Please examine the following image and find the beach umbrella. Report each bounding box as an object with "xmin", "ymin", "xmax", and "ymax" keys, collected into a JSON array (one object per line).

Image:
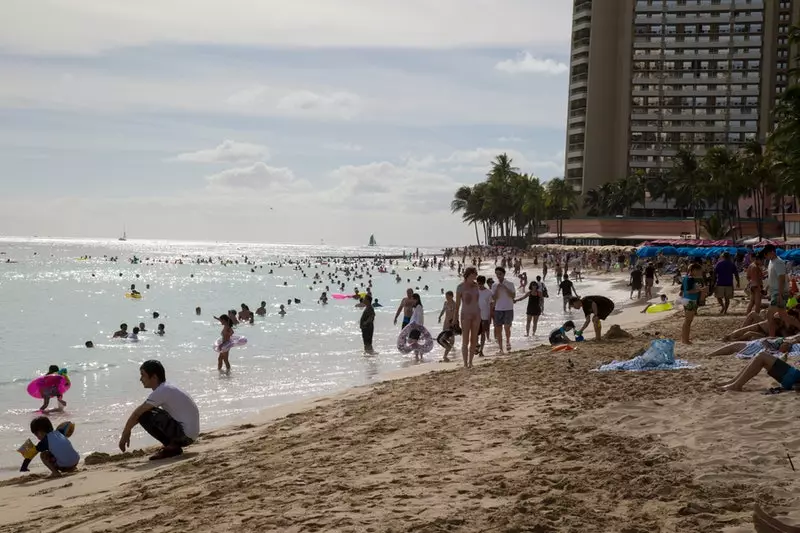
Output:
[{"xmin": 660, "ymin": 246, "xmax": 679, "ymax": 256}]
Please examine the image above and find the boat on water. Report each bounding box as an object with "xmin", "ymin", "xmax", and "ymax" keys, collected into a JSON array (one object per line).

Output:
[
  {"xmin": 118, "ymin": 226, "xmax": 127, "ymax": 241},
  {"xmin": 368, "ymin": 234, "xmax": 377, "ymax": 246}
]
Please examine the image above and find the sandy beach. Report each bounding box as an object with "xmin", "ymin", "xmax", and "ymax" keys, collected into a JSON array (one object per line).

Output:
[{"xmin": 2, "ymin": 274, "xmax": 799, "ymax": 532}]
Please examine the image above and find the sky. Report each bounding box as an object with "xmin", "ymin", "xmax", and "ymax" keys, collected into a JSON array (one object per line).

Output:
[{"xmin": 0, "ymin": 1, "xmax": 572, "ymax": 247}]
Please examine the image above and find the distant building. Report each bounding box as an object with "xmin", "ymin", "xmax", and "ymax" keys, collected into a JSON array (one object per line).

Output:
[{"xmin": 565, "ymin": 0, "xmax": 798, "ymax": 199}]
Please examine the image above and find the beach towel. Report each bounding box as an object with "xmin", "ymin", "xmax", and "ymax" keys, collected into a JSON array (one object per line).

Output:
[
  {"xmin": 596, "ymin": 339, "xmax": 698, "ymax": 372},
  {"xmin": 736, "ymin": 339, "xmax": 800, "ymax": 359}
]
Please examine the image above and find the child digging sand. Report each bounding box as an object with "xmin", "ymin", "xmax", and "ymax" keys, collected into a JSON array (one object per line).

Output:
[{"xmin": 28, "ymin": 416, "xmax": 79, "ymax": 477}]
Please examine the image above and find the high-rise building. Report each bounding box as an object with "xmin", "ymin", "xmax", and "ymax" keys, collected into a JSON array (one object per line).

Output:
[{"xmin": 565, "ymin": 0, "xmax": 799, "ymax": 196}]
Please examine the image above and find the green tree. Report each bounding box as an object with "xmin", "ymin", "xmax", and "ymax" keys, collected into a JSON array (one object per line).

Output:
[
  {"xmin": 669, "ymin": 147, "xmax": 707, "ymax": 238},
  {"xmin": 450, "ymin": 186, "xmax": 482, "ymax": 246},
  {"xmin": 545, "ymin": 178, "xmax": 579, "ymax": 243}
]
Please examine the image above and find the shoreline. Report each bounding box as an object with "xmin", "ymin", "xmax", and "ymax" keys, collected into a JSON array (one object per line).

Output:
[{"xmin": 0, "ymin": 270, "xmax": 682, "ymax": 529}]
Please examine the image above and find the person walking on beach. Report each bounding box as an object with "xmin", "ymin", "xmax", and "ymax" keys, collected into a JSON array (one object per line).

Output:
[
  {"xmin": 764, "ymin": 244, "xmax": 800, "ymax": 337},
  {"xmin": 492, "ymin": 267, "xmax": 516, "ymax": 354},
  {"xmin": 477, "ymin": 275, "xmax": 493, "ymax": 356},
  {"xmin": 119, "ymin": 360, "xmax": 199, "ymax": 461},
  {"xmin": 359, "ymin": 294, "xmax": 376, "ymax": 355},
  {"xmin": 514, "ymin": 281, "xmax": 542, "ymax": 337},
  {"xmin": 569, "ymin": 295, "xmax": 615, "ymax": 341},
  {"xmin": 746, "ymin": 253, "xmax": 764, "ymax": 315},
  {"xmin": 393, "ymin": 288, "xmax": 414, "ymax": 329},
  {"xmin": 714, "ymin": 252, "xmax": 739, "ymax": 315},
  {"xmin": 455, "ymin": 267, "xmax": 481, "ymax": 368},
  {"xmin": 680, "ymin": 263, "xmax": 705, "ymax": 345},
  {"xmin": 437, "ymin": 291, "xmax": 457, "ymax": 362},
  {"xmin": 630, "ymin": 266, "xmax": 644, "ymax": 299},
  {"xmin": 644, "ymin": 262, "xmax": 658, "ymax": 299},
  {"xmin": 558, "ymin": 273, "xmax": 579, "ymax": 313}
]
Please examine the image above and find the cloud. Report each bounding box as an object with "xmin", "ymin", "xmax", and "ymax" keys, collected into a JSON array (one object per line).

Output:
[
  {"xmin": 0, "ymin": 1, "xmax": 572, "ymax": 55},
  {"xmin": 497, "ymin": 136, "xmax": 525, "ymax": 143},
  {"xmin": 495, "ymin": 52, "xmax": 568, "ymax": 75},
  {"xmin": 324, "ymin": 142, "xmax": 363, "ymax": 152},
  {"xmin": 225, "ymin": 85, "xmax": 270, "ymax": 106},
  {"xmin": 404, "ymin": 147, "xmax": 564, "ymax": 178},
  {"xmin": 174, "ymin": 140, "xmax": 269, "ymax": 164},
  {"xmin": 277, "ymin": 90, "xmax": 362, "ymax": 119},
  {"xmin": 206, "ymin": 162, "xmax": 296, "ymax": 190},
  {"xmin": 327, "ymin": 161, "xmax": 460, "ymax": 212}
]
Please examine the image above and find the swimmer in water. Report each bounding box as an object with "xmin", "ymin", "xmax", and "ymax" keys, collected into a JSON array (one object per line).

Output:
[
  {"xmin": 113, "ymin": 323, "xmax": 128, "ymax": 338},
  {"xmin": 279, "ymin": 304, "xmax": 286, "ymax": 317},
  {"xmin": 156, "ymin": 324, "xmax": 165, "ymax": 336},
  {"xmin": 373, "ymin": 298, "xmax": 382, "ymax": 308},
  {"xmin": 195, "ymin": 307, "xmax": 202, "ymax": 315},
  {"xmin": 129, "ymin": 284, "xmax": 140, "ymax": 296},
  {"xmin": 138, "ymin": 322, "xmax": 146, "ymax": 332},
  {"xmin": 256, "ymin": 301, "xmax": 267, "ymax": 316},
  {"xmin": 85, "ymin": 341, "xmax": 94, "ymax": 348},
  {"xmin": 129, "ymin": 327, "xmax": 140, "ymax": 342},
  {"xmin": 152, "ymin": 312, "xmax": 159, "ymax": 319}
]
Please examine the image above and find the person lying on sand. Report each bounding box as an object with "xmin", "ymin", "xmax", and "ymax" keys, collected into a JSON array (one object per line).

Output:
[
  {"xmin": 721, "ymin": 351, "xmax": 800, "ymax": 392},
  {"xmin": 722, "ymin": 309, "xmax": 800, "ymax": 341},
  {"xmin": 119, "ymin": 360, "xmax": 200, "ymax": 461},
  {"xmin": 706, "ymin": 337, "xmax": 798, "ymax": 358}
]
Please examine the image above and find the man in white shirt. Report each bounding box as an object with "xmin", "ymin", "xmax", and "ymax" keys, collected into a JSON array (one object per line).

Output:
[
  {"xmin": 491, "ymin": 267, "xmax": 517, "ymax": 354},
  {"xmin": 764, "ymin": 244, "xmax": 800, "ymax": 337},
  {"xmin": 477, "ymin": 275, "xmax": 493, "ymax": 356},
  {"xmin": 119, "ymin": 360, "xmax": 200, "ymax": 461}
]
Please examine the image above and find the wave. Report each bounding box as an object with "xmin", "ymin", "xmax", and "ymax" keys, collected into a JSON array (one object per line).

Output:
[{"xmin": 0, "ymin": 363, "xmax": 118, "ymax": 388}]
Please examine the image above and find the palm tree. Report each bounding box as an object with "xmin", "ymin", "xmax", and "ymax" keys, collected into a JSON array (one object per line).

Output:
[
  {"xmin": 545, "ymin": 178, "xmax": 579, "ymax": 243},
  {"xmin": 702, "ymin": 146, "xmax": 740, "ymax": 237},
  {"xmin": 583, "ymin": 187, "xmax": 604, "ymax": 216},
  {"xmin": 739, "ymin": 140, "xmax": 776, "ymax": 240},
  {"xmin": 669, "ymin": 147, "xmax": 706, "ymax": 238},
  {"xmin": 451, "ymin": 186, "xmax": 481, "ymax": 245},
  {"xmin": 701, "ymin": 213, "xmax": 733, "ymax": 240}
]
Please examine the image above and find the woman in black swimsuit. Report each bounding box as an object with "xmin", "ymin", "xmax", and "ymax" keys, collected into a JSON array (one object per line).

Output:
[{"xmin": 514, "ymin": 281, "xmax": 542, "ymax": 337}]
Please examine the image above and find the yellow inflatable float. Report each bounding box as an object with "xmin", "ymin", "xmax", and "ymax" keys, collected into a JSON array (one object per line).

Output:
[
  {"xmin": 125, "ymin": 292, "xmax": 142, "ymax": 299},
  {"xmin": 645, "ymin": 302, "xmax": 673, "ymax": 314}
]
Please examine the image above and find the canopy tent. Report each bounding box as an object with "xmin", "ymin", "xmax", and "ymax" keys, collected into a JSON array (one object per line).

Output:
[
  {"xmin": 639, "ymin": 239, "xmax": 735, "ymax": 247},
  {"xmin": 741, "ymin": 237, "xmax": 785, "ymax": 247}
]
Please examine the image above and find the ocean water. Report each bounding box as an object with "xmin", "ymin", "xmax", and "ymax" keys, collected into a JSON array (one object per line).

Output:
[{"xmin": 0, "ymin": 237, "xmax": 630, "ymax": 475}]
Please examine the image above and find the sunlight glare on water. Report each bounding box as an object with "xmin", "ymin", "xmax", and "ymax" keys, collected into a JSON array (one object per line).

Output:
[{"xmin": 0, "ymin": 237, "xmax": 630, "ymax": 475}]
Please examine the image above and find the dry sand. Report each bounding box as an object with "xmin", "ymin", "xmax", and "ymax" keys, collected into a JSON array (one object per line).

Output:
[{"xmin": 2, "ymin": 282, "xmax": 799, "ymax": 532}]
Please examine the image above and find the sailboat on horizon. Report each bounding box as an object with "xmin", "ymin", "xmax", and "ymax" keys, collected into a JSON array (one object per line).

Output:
[
  {"xmin": 368, "ymin": 234, "xmax": 377, "ymax": 247},
  {"xmin": 118, "ymin": 226, "xmax": 127, "ymax": 241}
]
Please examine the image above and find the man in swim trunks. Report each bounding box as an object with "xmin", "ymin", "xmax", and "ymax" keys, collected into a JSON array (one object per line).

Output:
[
  {"xmin": 393, "ymin": 288, "xmax": 415, "ymax": 329},
  {"xmin": 569, "ymin": 295, "xmax": 615, "ymax": 341},
  {"xmin": 644, "ymin": 262, "xmax": 658, "ymax": 299},
  {"xmin": 721, "ymin": 350, "xmax": 800, "ymax": 391},
  {"xmin": 630, "ymin": 266, "xmax": 644, "ymax": 299}
]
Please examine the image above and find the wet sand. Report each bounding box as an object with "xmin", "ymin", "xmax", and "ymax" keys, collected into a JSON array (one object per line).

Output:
[{"xmin": 2, "ymin": 281, "xmax": 799, "ymax": 532}]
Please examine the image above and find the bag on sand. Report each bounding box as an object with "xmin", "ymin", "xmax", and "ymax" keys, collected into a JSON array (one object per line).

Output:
[{"xmin": 639, "ymin": 339, "xmax": 675, "ymax": 367}]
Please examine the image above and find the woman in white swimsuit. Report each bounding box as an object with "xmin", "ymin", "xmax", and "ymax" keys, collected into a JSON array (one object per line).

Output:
[{"xmin": 455, "ymin": 267, "xmax": 481, "ymax": 368}]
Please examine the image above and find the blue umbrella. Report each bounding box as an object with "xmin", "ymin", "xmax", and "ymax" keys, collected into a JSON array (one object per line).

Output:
[{"xmin": 660, "ymin": 246, "xmax": 679, "ymax": 256}]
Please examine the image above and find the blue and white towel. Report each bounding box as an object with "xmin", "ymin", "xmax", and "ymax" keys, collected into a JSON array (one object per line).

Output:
[
  {"xmin": 736, "ymin": 339, "xmax": 800, "ymax": 359},
  {"xmin": 596, "ymin": 358, "xmax": 697, "ymax": 372},
  {"xmin": 596, "ymin": 338, "xmax": 699, "ymax": 372}
]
